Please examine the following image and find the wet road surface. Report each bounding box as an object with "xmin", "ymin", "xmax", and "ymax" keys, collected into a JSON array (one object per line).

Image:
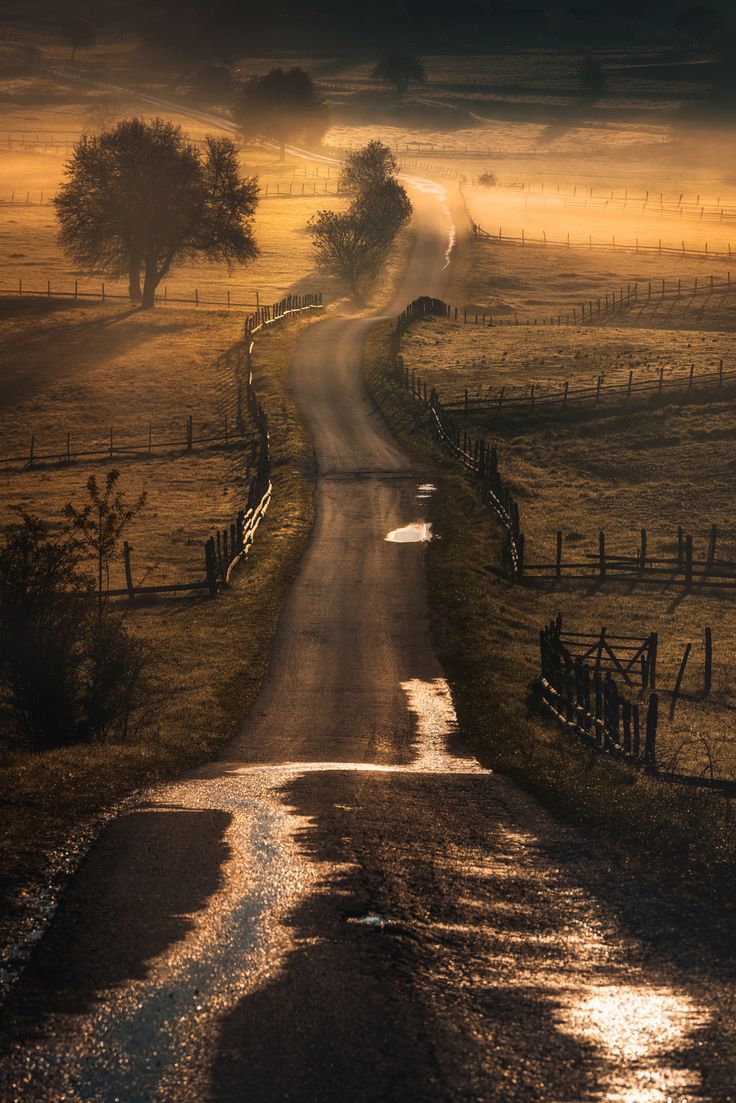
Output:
[{"xmin": 2, "ymin": 182, "xmax": 736, "ymax": 1102}]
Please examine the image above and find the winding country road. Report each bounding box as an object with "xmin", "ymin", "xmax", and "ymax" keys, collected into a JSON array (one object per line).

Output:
[{"xmin": 2, "ymin": 179, "xmax": 736, "ymax": 1103}]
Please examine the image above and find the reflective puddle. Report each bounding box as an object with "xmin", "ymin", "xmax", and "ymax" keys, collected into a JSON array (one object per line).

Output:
[
  {"xmin": 385, "ymin": 522, "xmax": 432, "ymax": 543},
  {"xmin": 416, "ymin": 483, "xmax": 437, "ymax": 501}
]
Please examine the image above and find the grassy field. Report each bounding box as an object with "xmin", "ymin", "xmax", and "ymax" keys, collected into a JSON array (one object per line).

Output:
[
  {"xmin": 0, "ymin": 311, "xmax": 318, "ymax": 961},
  {"xmin": 393, "ymin": 225, "xmax": 736, "ymax": 783},
  {"xmin": 365, "ymin": 324, "xmax": 736, "ymax": 918}
]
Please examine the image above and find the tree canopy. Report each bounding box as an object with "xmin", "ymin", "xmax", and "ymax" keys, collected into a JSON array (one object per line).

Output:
[
  {"xmin": 234, "ymin": 67, "xmax": 328, "ymax": 160},
  {"xmin": 310, "ymin": 141, "xmax": 411, "ymax": 304},
  {"xmin": 372, "ymin": 53, "xmax": 427, "ymax": 96},
  {"xmin": 54, "ymin": 117, "xmax": 258, "ymax": 307}
]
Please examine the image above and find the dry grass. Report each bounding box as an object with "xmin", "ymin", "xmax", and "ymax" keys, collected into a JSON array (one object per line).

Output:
[
  {"xmin": 0, "ymin": 313, "xmax": 317, "ymax": 947},
  {"xmin": 396, "ymin": 231, "xmax": 736, "ymax": 781},
  {"xmin": 365, "ymin": 324, "xmax": 736, "ymax": 918}
]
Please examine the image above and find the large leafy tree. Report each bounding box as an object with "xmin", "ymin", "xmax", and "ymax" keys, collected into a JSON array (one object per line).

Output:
[
  {"xmin": 55, "ymin": 118, "xmax": 259, "ymax": 307},
  {"xmin": 310, "ymin": 142, "xmax": 411, "ymax": 304},
  {"xmin": 372, "ymin": 53, "xmax": 427, "ymax": 96},
  {"xmin": 234, "ymin": 67, "xmax": 328, "ymax": 160}
]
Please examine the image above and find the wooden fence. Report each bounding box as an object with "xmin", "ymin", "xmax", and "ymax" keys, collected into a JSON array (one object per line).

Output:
[
  {"xmin": 442, "ymin": 358, "xmax": 736, "ymax": 420},
  {"xmin": 104, "ymin": 293, "xmax": 323, "ymax": 601},
  {"xmin": 389, "ymin": 298, "xmax": 736, "ymax": 595},
  {"xmin": 473, "ymin": 181, "xmax": 736, "ymax": 224},
  {"xmin": 391, "ymin": 297, "xmax": 524, "ymax": 577},
  {"xmin": 0, "ymin": 277, "xmax": 262, "ymax": 310},
  {"xmin": 473, "ymin": 222, "xmax": 736, "ymax": 263},
  {"xmin": 2, "ymin": 416, "xmax": 243, "ymax": 470},
  {"xmin": 539, "ymin": 618, "xmax": 735, "ymax": 795},
  {"xmin": 524, "ymin": 525, "xmax": 736, "ymax": 591}
]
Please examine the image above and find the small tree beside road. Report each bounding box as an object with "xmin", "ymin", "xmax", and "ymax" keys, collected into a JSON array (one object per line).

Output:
[
  {"xmin": 55, "ymin": 118, "xmax": 259, "ymax": 307},
  {"xmin": 310, "ymin": 141, "xmax": 411, "ymax": 304},
  {"xmin": 234, "ymin": 68, "xmax": 328, "ymax": 160},
  {"xmin": 372, "ymin": 53, "xmax": 427, "ymax": 97},
  {"xmin": 64, "ymin": 470, "xmax": 146, "ymax": 617}
]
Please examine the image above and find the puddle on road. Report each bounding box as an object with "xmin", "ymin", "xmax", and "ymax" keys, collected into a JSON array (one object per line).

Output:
[
  {"xmin": 562, "ymin": 983, "xmax": 710, "ymax": 1103},
  {"xmin": 385, "ymin": 522, "xmax": 432, "ymax": 543},
  {"xmin": 401, "ymin": 678, "xmax": 482, "ymax": 773},
  {"xmin": 347, "ymin": 914, "xmax": 389, "ymax": 929}
]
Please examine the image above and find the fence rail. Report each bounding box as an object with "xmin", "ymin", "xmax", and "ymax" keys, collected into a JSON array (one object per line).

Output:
[
  {"xmin": 0, "ymin": 277, "xmax": 263, "ymax": 310},
  {"xmin": 473, "ymin": 222, "xmax": 736, "ymax": 262},
  {"xmin": 539, "ymin": 618, "xmax": 736, "ymax": 795},
  {"xmin": 442, "ymin": 359, "xmax": 736, "ymax": 419},
  {"xmin": 106, "ymin": 292, "xmax": 323, "ymax": 601}
]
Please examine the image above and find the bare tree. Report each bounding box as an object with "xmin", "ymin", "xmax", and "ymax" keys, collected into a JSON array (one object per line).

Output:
[
  {"xmin": 234, "ymin": 68, "xmax": 328, "ymax": 160},
  {"xmin": 311, "ymin": 142, "xmax": 411, "ymax": 303},
  {"xmin": 64, "ymin": 470, "xmax": 146, "ymax": 617},
  {"xmin": 372, "ymin": 53, "xmax": 427, "ymax": 97},
  {"xmin": 55, "ymin": 118, "xmax": 259, "ymax": 306}
]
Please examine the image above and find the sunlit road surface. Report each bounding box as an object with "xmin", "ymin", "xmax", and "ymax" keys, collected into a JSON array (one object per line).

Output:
[{"xmin": 2, "ymin": 182, "xmax": 735, "ymax": 1103}]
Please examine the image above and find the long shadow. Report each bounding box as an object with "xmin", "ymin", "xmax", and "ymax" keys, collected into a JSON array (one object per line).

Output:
[
  {"xmin": 206, "ymin": 770, "xmax": 605, "ymax": 1102},
  {"xmin": 2, "ymin": 806, "xmax": 231, "ymax": 1041}
]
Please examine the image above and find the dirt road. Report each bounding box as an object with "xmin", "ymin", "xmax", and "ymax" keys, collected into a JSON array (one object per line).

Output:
[{"xmin": 2, "ymin": 180, "xmax": 735, "ymax": 1103}]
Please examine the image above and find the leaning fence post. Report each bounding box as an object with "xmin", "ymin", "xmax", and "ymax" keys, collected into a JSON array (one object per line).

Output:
[
  {"xmin": 669, "ymin": 643, "xmax": 691, "ymax": 720},
  {"xmin": 123, "ymin": 541, "xmax": 135, "ymax": 602},
  {"xmin": 645, "ymin": 693, "xmax": 658, "ymax": 767}
]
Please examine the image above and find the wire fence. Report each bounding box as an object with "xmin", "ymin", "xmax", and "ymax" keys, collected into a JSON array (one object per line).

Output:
[{"xmin": 473, "ymin": 222, "xmax": 736, "ymax": 262}]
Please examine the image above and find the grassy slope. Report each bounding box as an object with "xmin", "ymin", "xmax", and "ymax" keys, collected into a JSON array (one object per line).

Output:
[
  {"xmin": 0, "ymin": 315, "xmax": 316, "ymax": 947},
  {"xmin": 364, "ymin": 323, "xmax": 736, "ymax": 926}
]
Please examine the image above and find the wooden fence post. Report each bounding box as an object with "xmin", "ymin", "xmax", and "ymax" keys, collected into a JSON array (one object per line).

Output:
[
  {"xmin": 205, "ymin": 538, "xmax": 217, "ymax": 597},
  {"xmin": 685, "ymin": 534, "xmax": 693, "ymax": 587},
  {"xmin": 556, "ymin": 530, "xmax": 563, "ymax": 578},
  {"xmin": 123, "ymin": 541, "xmax": 135, "ymax": 602},
  {"xmin": 704, "ymin": 626, "xmax": 712, "ymax": 698},
  {"xmin": 598, "ymin": 531, "xmax": 606, "ymax": 578},
  {"xmin": 669, "ymin": 643, "xmax": 692, "ymax": 719},
  {"xmin": 644, "ymin": 693, "xmax": 658, "ymax": 766}
]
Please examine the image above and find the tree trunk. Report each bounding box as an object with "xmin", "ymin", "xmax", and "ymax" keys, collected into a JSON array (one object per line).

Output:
[
  {"xmin": 128, "ymin": 257, "xmax": 142, "ymax": 304},
  {"xmin": 349, "ymin": 276, "xmax": 365, "ymax": 306},
  {"xmin": 141, "ymin": 265, "xmax": 158, "ymax": 309}
]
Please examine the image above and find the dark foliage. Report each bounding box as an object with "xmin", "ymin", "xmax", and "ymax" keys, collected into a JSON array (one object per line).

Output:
[
  {"xmin": 0, "ymin": 515, "xmax": 150, "ymax": 750},
  {"xmin": 234, "ymin": 68, "xmax": 328, "ymax": 161},
  {"xmin": 372, "ymin": 53, "xmax": 427, "ymax": 96},
  {"xmin": 310, "ymin": 142, "xmax": 411, "ymax": 303},
  {"xmin": 55, "ymin": 118, "xmax": 258, "ymax": 307}
]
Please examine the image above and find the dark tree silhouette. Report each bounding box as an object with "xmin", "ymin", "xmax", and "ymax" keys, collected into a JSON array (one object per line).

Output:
[
  {"xmin": 340, "ymin": 140, "xmax": 399, "ymax": 194},
  {"xmin": 372, "ymin": 53, "xmax": 427, "ymax": 96},
  {"xmin": 55, "ymin": 118, "xmax": 258, "ymax": 307},
  {"xmin": 311, "ymin": 142, "xmax": 411, "ymax": 303},
  {"xmin": 62, "ymin": 18, "xmax": 96, "ymax": 60},
  {"xmin": 234, "ymin": 68, "xmax": 328, "ymax": 160}
]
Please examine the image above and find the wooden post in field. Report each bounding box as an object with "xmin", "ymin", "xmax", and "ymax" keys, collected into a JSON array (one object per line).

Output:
[
  {"xmin": 644, "ymin": 693, "xmax": 658, "ymax": 766},
  {"xmin": 704, "ymin": 626, "xmax": 713, "ymax": 698},
  {"xmin": 123, "ymin": 541, "xmax": 135, "ymax": 602},
  {"xmin": 66, "ymin": 432, "xmax": 71, "ymax": 463},
  {"xmin": 186, "ymin": 415, "xmax": 193, "ymax": 451},
  {"xmin": 556, "ymin": 530, "xmax": 563, "ymax": 578},
  {"xmin": 677, "ymin": 525, "xmax": 684, "ymax": 569},
  {"xmin": 669, "ymin": 643, "xmax": 692, "ymax": 720},
  {"xmin": 109, "ymin": 427, "xmax": 113, "ymax": 458},
  {"xmin": 205, "ymin": 538, "xmax": 217, "ymax": 597},
  {"xmin": 639, "ymin": 528, "xmax": 647, "ymax": 570},
  {"xmin": 599, "ymin": 530, "xmax": 606, "ymax": 578}
]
